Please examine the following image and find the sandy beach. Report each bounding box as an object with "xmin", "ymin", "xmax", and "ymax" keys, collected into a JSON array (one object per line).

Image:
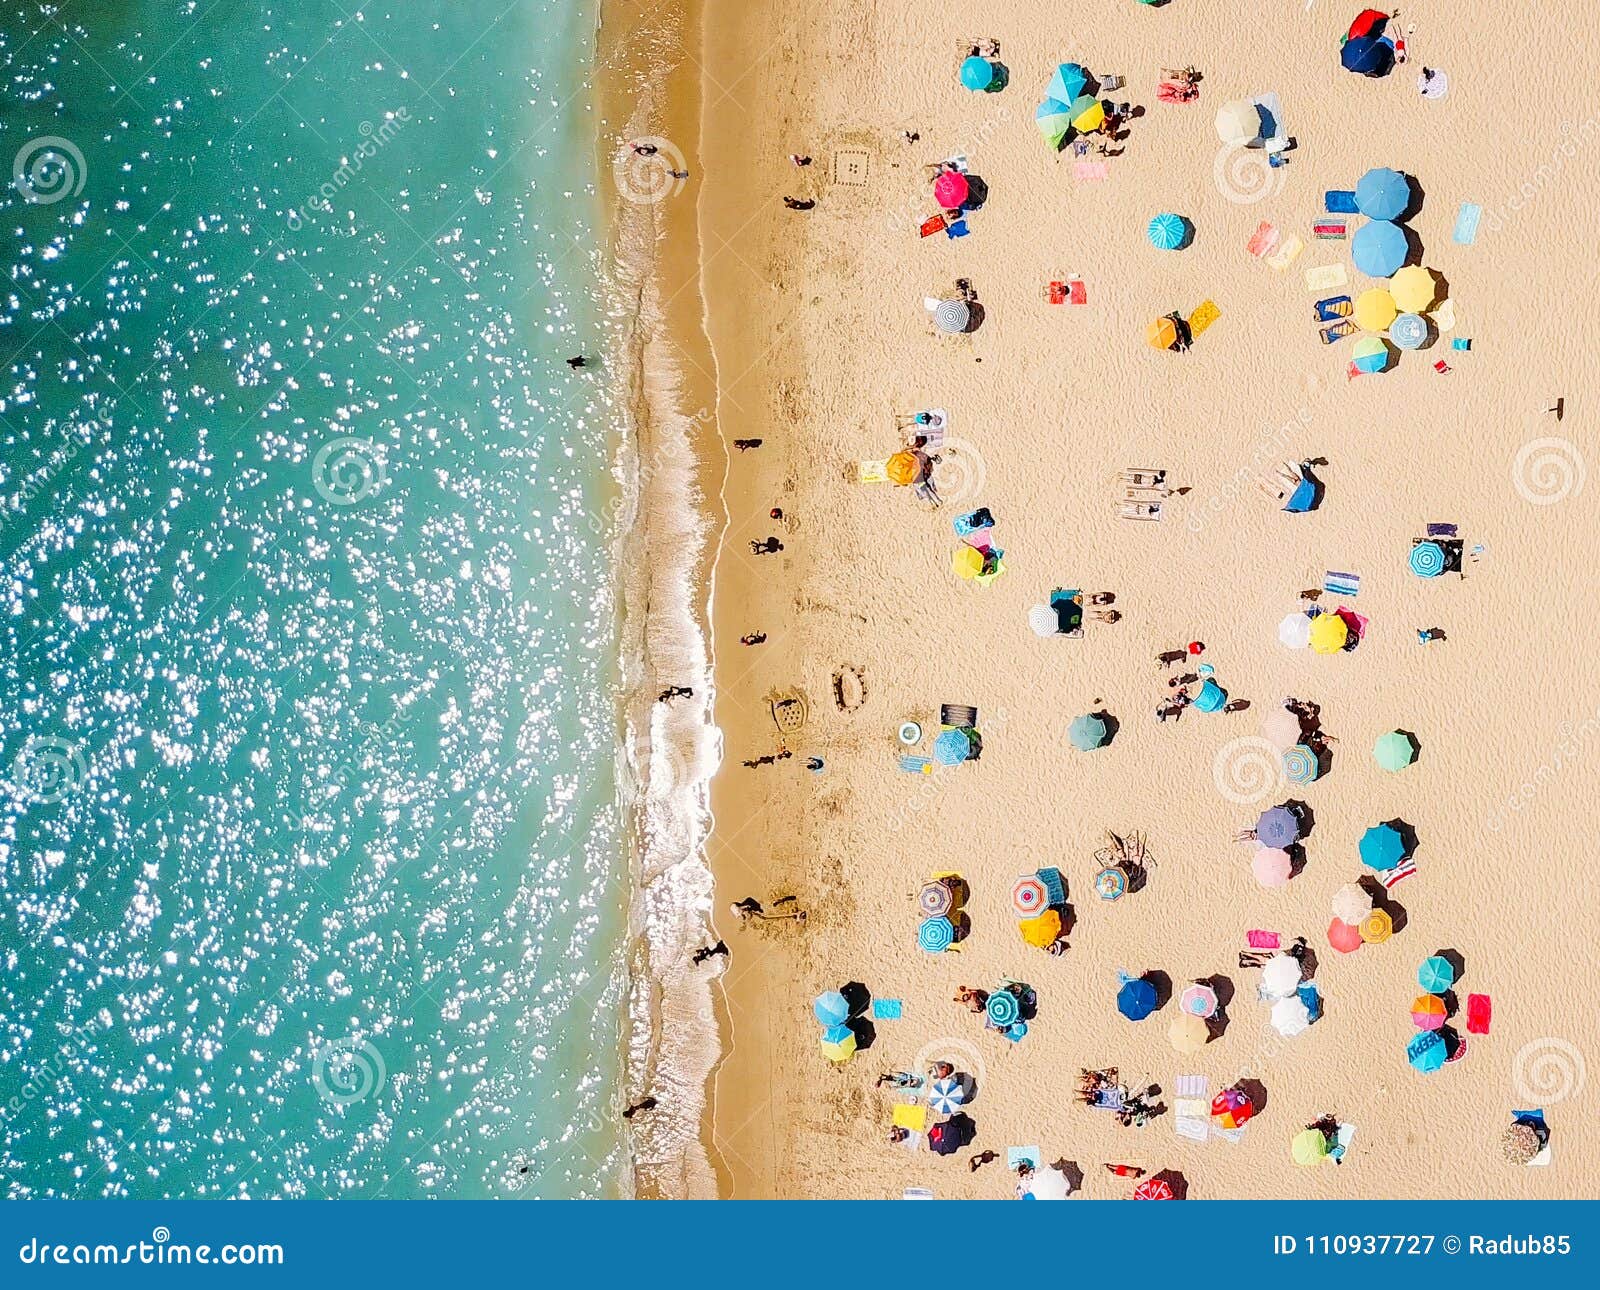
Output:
[{"xmin": 615, "ymin": 0, "xmax": 1600, "ymax": 1198}]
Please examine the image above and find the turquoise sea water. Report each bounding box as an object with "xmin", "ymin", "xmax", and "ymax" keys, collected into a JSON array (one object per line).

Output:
[{"xmin": 0, "ymin": 1, "xmax": 628, "ymax": 1197}]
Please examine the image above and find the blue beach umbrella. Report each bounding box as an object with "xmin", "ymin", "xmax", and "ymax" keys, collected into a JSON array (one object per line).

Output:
[
  {"xmin": 813, "ymin": 990, "xmax": 849, "ymax": 1026},
  {"xmin": 1282, "ymin": 744, "xmax": 1319, "ymax": 784},
  {"xmin": 1342, "ymin": 35, "xmax": 1394, "ymax": 77},
  {"xmin": 1410, "ymin": 541, "xmax": 1446, "ymax": 578},
  {"xmin": 1390, "ymin": 313, "xmax": 1428, "ymax": 350},
  {"xmin": 1117, "ymin": 977, "xmax": 1158, "ymax": 1021},
  {"xmin": 1069, "ymin": 713, "xmax": 1108, "ymax": 751},
  {"xmin": 1148, "ymin": 213, "xmax": 1187, "ymax": 250},
  {"xmin": 1036, "ymin": 98, "xmax": 1074, "ymax": 147},
  {"xmin": 1359, "ymin": 823, "xmax": 1406, "ymax": 871},
  {"xmin": 1355, "ymin": 167, "xmax": 1410, "ymax": 220},
  {"xmin": 1408, "ymin": 1028, "xmax": 1447, "ymax": 1073},
  {"xmin": 1194, "ymin": 679, "xmax": 1227, "ymax": 713},
  {"xmin": 933, "ymin": 727, "xmax": 971, "ymax": 766},
  {"xmin": 1048, "ymin": 62, "xmax": 1089, "ymax": 104},
  {"xmin": 986, "ymin": 989, "xmax": 1021, "ymax": 1028},
  {"xmin": 918, "ymin": 915, "xmax": 955, "ymax": 953},
  {"xmin": 1352, "ymin": 335, "xmax": 1390, "ymax": 374},
  {"xmin": 1419, "ymin": 956, "xmax": 1456, "ymax": 993},
  {"xmin": 928, "ymin": 1076, "xmax": 966, "ymax": 1114},
  {"xmin": 1352, "ymin": 219, "xmax": 1408, "ymax": 277},
  {"xmin": 960, "ymin": 56, "xmax": 994, "ymax": 91},
  {"xmin": 1257, "ymin": 805, "xmax": 1300, "ymax": 848}
]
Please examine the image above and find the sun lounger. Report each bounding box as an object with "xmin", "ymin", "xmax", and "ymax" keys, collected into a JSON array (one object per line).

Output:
[
  {"xmin": 1314, "ymin": 295, "xmax": 1352, "ymax": 321},
  {"xmin": 940, "ymin": 704, "xmax": 978, "ymax": 729},
  {"xmin": 1304, "ymin": 264, "xmax": 1348, "ymax": 290},
  {"xmin": 1323, "ymin": 570, "xmax": 1360, "ymax": 597},
  {"xmin": 1452, "ymin": 202, "xmax": 1482, "ymax": 245},
  {"xmin": 1124, "ymin": 486, "xmax": 1168, "ymax": 502},
  {"xmin": 1324, "ymin": 189, "xmax": 1358, "ymax": 214},
  {"xmin": 1266, "ymin": 236, "xmax": 1303, "ymax": 270},
  {"xmin": 1121, "ymin": 468, "xmax": 1165, "ymax": 488},
  {"xmin": 1320, "ymin": 320, "xmax": 1357, "ymax": 343},
  {"xmin": 1188, "ymin": 300, "xmax": 1220, "ymax": 335},
  {"xmin": 1117, "ymin": 501, "xmax": 1162, "ymax": 521}
]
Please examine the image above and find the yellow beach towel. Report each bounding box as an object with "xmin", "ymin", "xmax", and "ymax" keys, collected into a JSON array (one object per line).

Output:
[
  {"xmin": 856, "ymin": 459, "xmax": 889, "ymax": 484},
  {"xmin": 893, "ymin": 1103, "xmax": 928, "ymax": 1132},
  {"xmin": 1304, "ymin": 264, "xmax": 1348, "ymax": 291},
  {"xmin": 1188, "ymin": 300, "xmax": 1221, "ymax": 337},
  {"xmin": 1266, "ymin": 235, "xmax": 1303, "ymax": 271}
]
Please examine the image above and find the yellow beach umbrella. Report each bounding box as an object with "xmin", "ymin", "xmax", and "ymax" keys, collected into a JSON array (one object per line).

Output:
[
  {"xmin": 1308, "ymin": 613, "xmax": 1348, "ymax": 655},
  {"xmin": 821, "ymin": 1028, "xmax": 857, "ymax": 1062},
  {"xmin": 1070, "ymin": 94, "xmax": 1105, "ymax": 133},
  {"xmin": 1359, "ymin": 908, "xmax": 1393, "ymax": 943},
  {"xmin": 886, "ymin": 451, "xmax": 920, "ymax": 486},
  {"xmin": 1391, "ymin": 264, "xmax": 1436, "ymax": 313},
  {"xmin": 1292, "ymin": 1128, "xmax": 1330, "ymax": 1166},
  {"xmin": 1019, "ymin": 908, "xmax": 1062, "ymax": 949},
  {"xmin": 1354, "ymin": 287, "xmax": 1397, "ymax": 332},
  {"xmin": 951, "ymin": 545, "xmax": 985, "ymax": 580},
  {"xmin": 1147, "ymin": 316, "xmax": 1178, "ymax": 350},
  {"xmin": 1169, "ymin": 1011, "xmax": 1209, "ymax": 1054}
]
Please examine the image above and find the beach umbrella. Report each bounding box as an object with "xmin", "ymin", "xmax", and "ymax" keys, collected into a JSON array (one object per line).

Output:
[
  {"xmin": 1352, "ymin": 219, "xmax": 1407, "ymax": 277},
  {"xmin": 1328, "ymin": 918, "xmax": 1363, "ymax": 954},
  {"xmin": 1390, "ymin": 313, "xmax": 1428, "ymax": 350},
  {"xmin": 1035, "ymin": 867, "xmax": 1066, "ymax": 905},
  {"xmin": 1411, "ymin": 993, "xmax": 1448, "ymax": 1030},
  {"xmin": 1272, "ymin": 995, "xmax": 1311, "ymax": 1038},
  {"xmin": 1409, "ymin": 540, "xmax": 1446, "ymax": 578},
  {"xmin": 932, "ymin": 170, "xmax": 969, "ymax": 209},
  {"xmin": 932, "ymin": 299, "xmax": 970, "ymax": 333},
  {"xmin": 1019, "ymin": 909, "xmax": 1062, "ymax": 949},
  {"xmin": 1028, "ymin": 604, "xmax": 1058, "ymax": 637},
  {"xmin": 1133, "ymin": 1177, "xmax": 1175, "ymax": 1200},
  {"xmin": 1253, "ymin": 847, "xmax": 1293, "ymax": 888},
  {"xmin": 985, "ymin": 989, "xmax": 1021, "ymax": 1028},
  {"xmin": 1012, "ymin": 875, "xmax": 1049, "ymax": 918},
  {"xmin": 1391, "ymin": 264, "xmax": 1436, "ymax": 312},
  {"xmin": 1261, "ymin": 953, "xmax": 1302, "ymax": 999},
  {"xmin": 1277, "ymin": 612, "xmax": 1312, "ymax": 650},
  {"xmin": 928, "ymin": 1076, "xmax": 966, "ymax": 1115},
  {"xmin": 951, "ymin": 545, "xmax": 985, "ymax": 582},
  {"xmin": 1025, "ymin": 1164, "xmax": 1074, "ymax": 1199},
  {"xmin": 1068, "ymin": 94, "xmax": 1104, "ymax": 133},
  {"xmin": 1094, "ymin": 866, "xmax": 1127, "ymax": 901},
  {"xmin": 820, "ymin": 1023, "xmax": 857, "ymax": 1062},
  {"xmin": 1048, "ymin": 63, "xmax": 1090, "ymax": 103},
  {"xmin": 1419, "ymin": 955, "xmax": 1456, "ymax": 993},
  {"xmin": 960, "ymin": 56, "xmax": 994, "ymax": 92},
  {"xmin": 1419, "ymin": 68, "xmax": 1449, "ymax": 99},
  {"xmin": 813, "ymin": 990, "xmax": 850, "ymax": 1026},
  {"xmin": 1282, "ymin": 744, "xmax": 1319, "ymax": 785},
  {"xmin": 1169, "ymin": 1011, "xmax": 1209, "ymax": 1053},
  {"xmin": 886, "ymin": 450, "xmax": 922, "ymax": 486},
  {"xmin": 1374, "ymin": 731, "xmax": 1415, "ymax": 771},
  {"xmin": 1359, "ymin": 824, "xmax": 1405, "ymax": 871},
  {"xmin": 1332, "ymin": 882, "xmax": 1374, "ymax": 925},
  {"xmin": 1341, "ymin": 35, "xmax": 1393, "ymax": 77},
  {"xmin": 918, "ymin": 915, "xmax": 955, "ymax": 954},
  {"xmin": 1194, "ymin": 678, "xmax": 1227, "ymax": 713},
  {"xmin": 1148, "ymin": 213, "xmax": 1187, "ymax": 251},
  {"xmin": 1292, "ymin": 1127, "xmax": 1329, "ymax": 1166},
  {"xmin": 1256, "ymin": 805, "xmax": 1300, "ymax": 848},
  {"xmin": 1211, "ymin": 1087, "xmax": 1254, "ymax": 1129},
  {"xmin": 1348, "ymin": 7, "xmax": 1389, "ymax": 39},
  {"xmin": 929, "ymin": 1112, "xmax": 975, "ymax": 1155},
  {"xmin": 1261, "ymin": 706, "xmax": 1302, "ymax": 749},
  {"xmin": 1309, "ymin": 612, "xmax": 1348, "ymax": 654},
  {"xmin": 1035, "ymin": 98, "xmax": 1075, "ymax": 148},
  {"xmin": 1117, "ymin": 977, "xmax": 1158, "ymax": 1021},
  {"xmin": 1215, "ymin": 99, "xmax": 1262, "ymax": 146},
  {"xmin": 1355, "ymin": 167, "xmax": 1410, "ymax": 221},
  {"xmin": 1180, "ymin": 983, "xmax": 1218, "ymax": 1019},
  {"xmin": 1069, "ymin": 713, "xmax": 1108, "ymax": 751},
  {"xmin": 1146, "ymin": 316, "xmax": 1179, "ymax": 351},
  {"xmin": 1352, "ymin": 334, "xmax": 1390, "ymax": 374},
  {"xmin": 933, "ymin": 726, "xmax": 971, "ymax": 765},
  {"xmin": 1407, "ymin": 1028, "xmax": 1447, "ymax": 1073},
  {"xmin": 1353, "ymin": 287, "xmax": 1398, "ymax": 332},
  {"xmin": 1359, "ymin": 908, "xmax": 1393, "ymax": 943},
  {"xmin": 1503, "ymin": 1123, "xmax": 1542, "ymax": 1164},
  {"xmin": 919, "ymin": 880, "xmax": 953, "ymax": 918}
]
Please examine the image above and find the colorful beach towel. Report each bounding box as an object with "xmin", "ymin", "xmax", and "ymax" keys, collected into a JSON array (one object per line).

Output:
[
  {"xmin": 1466, "ymin": 993, "xmax": 1491, "ymax": 1034},
  {"xmin": 1073, "ymin": 161, "xmax": 1108, "ymax": 181},
  {"xmin": 1266, "ymin": 235, "xmax": 1303, "ymax": 270},
  {"xmin": 1313, "ymin": 219, "xmax": 1347, "ymax": 240},
  {"xmin": 919, "ymin": 216, "xmax": 945, "ymax": 238},
  {"xmin": 1324, "ymin": 570, "xmax": 1360, "ymax": 597},
  {"xmin": 1452, "ymin": 202, "xmax": 1482, "ymax": 245},
  {"xmin": 1069, "ymin": 278, "xmax": 1086, "ymax": 305},
  {"xmin": 898, "ymin": 754, "xmax": 934, "ymax": 775},
  {"xmin": 1188, "ymin": 299, "xmax": 1221, "ymax": 336},
  {"xmin": 1246, "ymin": 221, "xmax": 1279, "ymax": 258},
  {"xmin": 1246, "ymin": 930, "xmax": 1280, "ymax": 949},
  {"xmin": 872, "ymin": 999, "xmax": 903, "ymax": 1021},
  {"xmin": 1381, "ymin": 856, "xmax": 1417, "ymax": 889},
  {"xmin": 1324, "ymin": 189, "xmax": 1358, "ymax": 214},
  {"xmin": 902, "ymin": 1187, "xmax": 935, "ymax": 1199}
]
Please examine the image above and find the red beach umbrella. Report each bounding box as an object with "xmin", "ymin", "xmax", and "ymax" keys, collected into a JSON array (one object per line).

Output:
[
  {"xmin": 1328, "ymin": 918, "xmax": 1363, "ymax": 954},
  {"xmin": 1133, "ymin": 1178, "xmax": 1175, "ymax": 1200},
  {"xmin": 1347, "ymin": 8, "xmax": 1388, "ymax": 39}
]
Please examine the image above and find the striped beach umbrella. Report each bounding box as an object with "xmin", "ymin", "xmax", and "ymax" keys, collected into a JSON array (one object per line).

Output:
[
  {"xmin": 1352, "ymin": 219, "xmax": 1408, "ymax": 277},
  {"xmin": 932, "ymin": 299, "xmax": 970, "ymax": 333},
  {"xmin": 928, "ymin": 1076, "xmax": 966, "ymax": 1114},
  {"xmin": 933, "ymin": 727, "xmax": 971, "ymax": 765},
  {"xmin": 1282, "ymin": 743, "xmax": 1319, "ymax": 784},
  {"xmin": 1012, "ymin": 875, "xmax": 1049, "ymax": 918},
  {"xmin": 1410, "ymin": 540, "xmax": 1446, "ymax": 577},
  {"xmin": 1211, "ymin": 1087, "xmax": 1254, "ymax": 1128},
  {"xmin": 1094, "ymin": 866, "xmax": 1127, "ymax": 901},
  {"xmin": 1148, "ymin": 213, "xmax": 1187, "ymax": 250},
  {"xmin": 1180, "ymin": 983, "xmax": 1218, "ymax": 1018},
  {"xmin": 985, "ymin": 989, "xmax": 1021, "ymax": 1028},
  {"xmin": 918, "ymin": 915, "xmax": 955, "ymax": 954},
  {"xmin": 918, "ymin": 880, "xmax": 953, "ymax": 918},
  {"xmin": 1390, "ymin": 312, "xmax": 1428, "ymax": 350}
]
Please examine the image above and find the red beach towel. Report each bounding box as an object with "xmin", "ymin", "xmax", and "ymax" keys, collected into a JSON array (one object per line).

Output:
[
  {"xmin": 1246, "ymin": 930, "xmax": 1280, "ymax": 949},
  {"xmin": 1069, "ymin": 279, "xmax": 1086, "ymax": 305},
  {"xmin": 1466, "ymin": 994, "xmax": 1492, "ymax": 1034},
  {"xmin": 920, "ymin": 216, "xmax": 945, "ymax": 238}
]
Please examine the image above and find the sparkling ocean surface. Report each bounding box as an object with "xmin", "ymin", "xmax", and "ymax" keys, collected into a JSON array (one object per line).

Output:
[{"xmin": 0, "ymin": 1, "xmax": 627, "ymax": 1197}]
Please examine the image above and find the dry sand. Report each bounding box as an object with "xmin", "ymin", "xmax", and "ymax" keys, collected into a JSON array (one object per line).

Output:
[{"xmin": 644, "ymin": 0, "xmax": 1600, "ymax": 1198}]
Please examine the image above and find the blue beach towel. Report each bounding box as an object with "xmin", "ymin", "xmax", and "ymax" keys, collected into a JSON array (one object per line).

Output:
[
  {"xmin": 1297, "ymin": 982, "xmax": 1322, "ymax": 1022},
  {"xmin": 898, "ymin": 754, "xmax": 933, "ymax": 775},
  {"xmin": 1453, "ymin": 202, "xmax": 1482, "ymax": 245},
  {"xmin": 1324, "ymin": 570, "xmax": 1360, "ymax": 596},
  {"xmin": 945, "ymin": 219, "xmax": 969, "ymax": 239},
  {"xmin": 1008, "ymin": 1146, "xmax": 1041, "ymax": 1170},
  {"xmin": 872, "ymin": 999, "xmax": 903, "ymax": 1021},
  {"xmin": 1324, "ymin": 189, "xmax": 1358, "ymax": 214}
]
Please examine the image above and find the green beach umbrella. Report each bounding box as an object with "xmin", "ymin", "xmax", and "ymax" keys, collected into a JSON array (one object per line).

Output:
[
  {"xmin": 1373, "ymin": 731, "xmax": 1415, "ymax": 771},
  {"xmin": 1035, "ymin": 98, "xmax": 1074, "ymax": 147},
  {"xmin": 1069, "ymin": 713, "xmax": 1108, "ymax": 751},
  {"xmin": 1352, "ymin": 335, "xmax": 1389, "ymax": 374},
  {"xmin": 1068, "ymin": 93, "xmax": 1105, "ymax": 133}
]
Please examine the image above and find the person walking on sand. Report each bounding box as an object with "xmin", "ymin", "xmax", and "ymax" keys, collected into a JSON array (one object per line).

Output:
[
  {"xmin": 782, "ymin": 196, "xmax": 815, "ymax": 210},
  {"xmin": 969, "ymin": 1150, "xmax": 998, "ymax": 1172},
  {"xmin": 750, "ymin": 537, "xmax": 783, "ymax": 555},
  {"xmin": 789, "ymin": 154, "xmax": 811, "ymax": 167},
  {"xmin": 691, "ymin": 940, "xmax": 729, "ymax": 965},
  {"xmin": 622, "ymin": 1097, "xmax": 657, "ymax": 1120},
  {"xmin": 729, "ymin": 896, "xmax": 805, "ymax": 923},
  {"xmin": 733, "ymin": 438, "xmax": 762, "ymax": 451},
  {"xmin": 630, "ymin": 141, "xmax": 658, "ymax": 156},
  {"xmin": 740, "ymin": 632, "xmax": 766, "ymax": 645}
]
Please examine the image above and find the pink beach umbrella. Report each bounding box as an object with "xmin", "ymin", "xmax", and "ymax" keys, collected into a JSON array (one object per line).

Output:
[
  {"xmin": 933, "ymin": 170, "xmax": 970, "ymax": 209},
  {"xmin": 1328, "ymin": 918, "xmax": 1363, "ymax": 954},
  {"xmin": 1252, "ymin": 847, "xmax": 1293, "ymax": 888}
]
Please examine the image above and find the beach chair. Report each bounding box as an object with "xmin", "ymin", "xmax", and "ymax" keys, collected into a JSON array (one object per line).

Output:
[
  {"xmin": 939, "ymin": 704, "xmax": 978, "ymax": 729},
  {"xmin": 1320, "ymin": 320, "xmax": 1357, "ymax": 343},
  {"xmin": 1121, "ymin": 468, "xmax": 1166, "ymax": 488},
  {"xmin": 1117, "ymin": 501, "xmax": 1162, "ymax": 521},
  {"xmin": 1324, "ymin": 189, "xmax": 1358, "ymax": 214},
  {"xmin": 1314, "ymin": 295, "xmax": 1352, "ymax": 321}
]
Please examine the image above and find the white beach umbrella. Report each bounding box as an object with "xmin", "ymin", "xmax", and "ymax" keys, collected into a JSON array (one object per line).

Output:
[
  {"xmin": 1278, "ymin": 612, "xmax": 1312, "ymax": 649},
  {"xmin": 1024, "ymin": 1165, "xmax": 1074, "ymax": 1200},
  {"xmin": 1028, "ymin": 604, "xmax": 1058, "ymax": 637},
  {"xmin": 1271, "ymin": 994, "xmax": 1311, "ymax": 1038},
  {"xmin": 1331, "ymin": 882, "xmax": 1374, "ymax": 925},
  {"xmin": 1261, "ymin": 953, "xmax": 1302, "ymax": 999}
]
